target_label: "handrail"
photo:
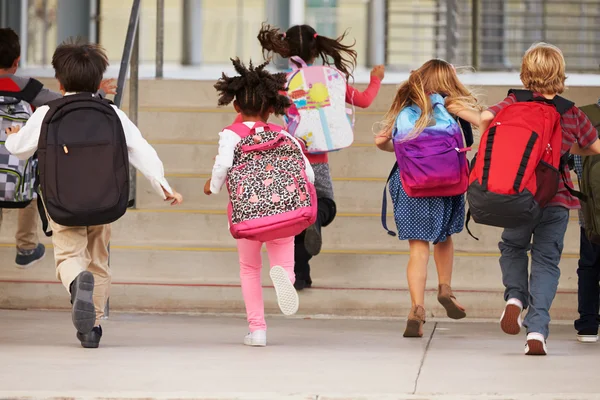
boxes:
[114,0,141,108]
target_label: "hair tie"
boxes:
[282,33,286,39]
[313,33,318,39]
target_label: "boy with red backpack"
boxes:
[472,43,600,355]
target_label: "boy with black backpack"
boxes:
[472,43,600,355]
[0,28,115,268]
[4,40,182,348]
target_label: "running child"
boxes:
[375,59,481,338]
[257,23,384,290]
[204,58,316,347]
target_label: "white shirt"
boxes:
[5,93,173,199]
[210,122,315,194]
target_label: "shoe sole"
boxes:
[270,266,299,316]
[438,295,467,320]
[577,335,599,343]
[72,271,96,334]
[403,320,423,338]
[80,341,100,349]
[501,304,522,335]
[304,224,322,256]
[526,339,547,356]
[244,340,267,347]
[15,252,46,269]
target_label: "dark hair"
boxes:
[0,28,21,69]
[214,58,291,117]
[257,23,357,80]
[51,39,108,93]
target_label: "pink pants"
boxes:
[237,237,295,332]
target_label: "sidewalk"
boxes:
[1,310,600,400]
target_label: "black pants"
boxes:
[294,198,336,282]
[575,227,600,332]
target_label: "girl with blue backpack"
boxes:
[375,59,481,338]
[257,23,384,290]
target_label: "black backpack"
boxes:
[38,93,129,228]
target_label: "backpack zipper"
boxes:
[60,140,111,154]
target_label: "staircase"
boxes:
[0,79,597,321]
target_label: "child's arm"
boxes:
[206,129,240,195]
[375,132,394,152]
[446,104,481,129]
[113,107,182,205]
[570,108,600,156]
[4,106,49,160]
[346,66,384,108]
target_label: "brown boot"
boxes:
[403,305,426,338]
[437,284,466,320]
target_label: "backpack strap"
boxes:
[381,163,399,237]
[290,56,308,70]
[0,78,43,103]
[508,89,574,115]
[508,89,534,102]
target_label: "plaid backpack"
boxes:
[226,122,317,242]
[0,78,43,208]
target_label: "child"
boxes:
[375,59,481,338]
[480,43,600,355]
[257,23,384,290]
[204,58,315,347]
[4,40,182,348]
[0,27,115,268]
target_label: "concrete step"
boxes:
[137,174,391,214]
[0,246,579,320]
[0,208,581,254]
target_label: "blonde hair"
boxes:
[520,42,566,95]
[379,59,481,140]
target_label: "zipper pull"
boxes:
[63,144,69,154]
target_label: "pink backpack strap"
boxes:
[226,123,254,138]
[290,56,308,71]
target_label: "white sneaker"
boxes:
[525,332,548,356]
[577,333,599,343]
[270,265,299,316]
[244,330,267,347]
[500,298,523,335]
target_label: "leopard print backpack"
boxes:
[226,122,317,242]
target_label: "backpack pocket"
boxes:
[399,146,463,191]
[534,160,559,207]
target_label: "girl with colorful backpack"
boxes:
[204,58,317,347]
[257,23,384,290]
[375,59,481,338]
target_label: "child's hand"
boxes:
[371,65,385,81]
[5,126,21,136]
[164,188,183,206]
[204,179,212,196]
[99,79,117,95]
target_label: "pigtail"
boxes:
[257,23,290,59]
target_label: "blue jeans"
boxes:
[498,206,569,339]
[574,227,600,333]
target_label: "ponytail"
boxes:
[257,23,290,59]
[313,30,357,80]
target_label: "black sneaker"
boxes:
[15,243,46,269]
[577,328,599,343]
[70,271,96,334]
[294,278,312,291]
[77,326,103,348]
[304,224,322,256]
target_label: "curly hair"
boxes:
[257,23,357,80]
[214,58,291,117]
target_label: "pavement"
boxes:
[2,310,600,399]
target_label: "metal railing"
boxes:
[385,0,600,72]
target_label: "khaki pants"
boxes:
[49,219,111,326]
[0,201,40,251]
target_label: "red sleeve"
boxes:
[575,107,598,149]
[487,93,517,116]
[233,113,243,124]
[346,76,381,108]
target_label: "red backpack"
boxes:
[466,90,581,237]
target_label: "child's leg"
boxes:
[575,227,600,334]
[237,238,266,332]
[86,224,111,327]
[294,233,312,284]
[525,207,569,339]
[407,240,430,307]
[433,236,453,286]
[266,237,295,282]
[16,201,39,251]
[266,236,299,316]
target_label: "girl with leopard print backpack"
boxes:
[204,58,316,347]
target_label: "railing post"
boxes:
[114,0,142,107]
[367,0,386,67]
[445,0,459,64]
[471,0,479,70]
[289,0,305,26]
[156,0,164,78]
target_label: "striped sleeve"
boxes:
[575,108,598,149]
[487,93,517,116]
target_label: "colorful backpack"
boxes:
[466,90,580,235]
[284,56,354,154]
[226,122,317,242]
[578,102,600,244]
[0,78,44,208]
